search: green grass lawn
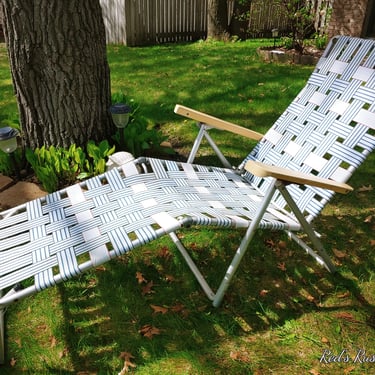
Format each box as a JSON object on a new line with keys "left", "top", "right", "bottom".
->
{"left": 1, "top": 39, "right": 375, "bottom": 374}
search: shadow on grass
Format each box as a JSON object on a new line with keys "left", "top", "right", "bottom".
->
{"left": 55, "top": 211, "right": 375, "bottom": 373}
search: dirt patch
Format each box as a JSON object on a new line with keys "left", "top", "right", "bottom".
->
{"left": 0, "top": 180, "right": 47, "bottom": 211}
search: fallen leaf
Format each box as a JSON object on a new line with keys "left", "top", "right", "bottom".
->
{"left": 10, "top": 358, "right": 16, "bottom": 367}
{"left": 50, "top": 336, "right": 57, "bottom": 348}
{"left": 333, "top": 248, "right": 346, "bottom": 258}
{"left": 230, "top": 350, "right": 250, "bottom": 363}
{"left": 150, "top": 304, "right": 168, "bottom": 314}
{"left": 343, "top": 365, "right": 356, "bottom": 374}
{"left": 135, "top": 272, "right": 147, "bottom": 284}
{"left": 141, "top": 281, "right": 154, "bottom": 295}
{"left": 335, "top": 312, "right": 357, "bottom": 322}
{"left": 37, "top": 324, "right": 48, "bottom": 332}
{"left": 370, "top": 239, "right": 375, "bottom": 246}
{"left": 139, "top": 324, "right": 162, "bottom": 339}
{"left": 265, "top": 239, "right": 276, "bottom": 248}
{"left": 170, "top": 303, "right": 185, "bottom": 313}
{"left": 308, "top": 369, "right": 320, "bottom": 375}
{"left": 306, "top": 294, "right": 315, "bottom": 302}
{"left": 277, "top": 262, "right": 286, "bottom": 271}
{"left": 278, "top": 240, "right": 287, "bottom": 249}
{"left": 164, "top": 274, "right": 175, "bottom": 282}
{"left": 321, "top": 336, "right": 330, "bottom": 344}
{"left": 158, "top": 246, "right": 172, "bottom": 259}
{"left": 59, "top": 348, "right": 69, "bottom": 359}
{"left": 358, "top": 185, "right": 373, "bottom": 192}
{"left": 337, "top": 291, "right": 350, "bottom": 298}
{"left": 119, "top": 352, "right": 136, "bottom": 374}
{"left": 259, "top": 289, "right": 269, "bottom": 297}
{"left": 364, "top": 215, "right": 374, "bottom": 223}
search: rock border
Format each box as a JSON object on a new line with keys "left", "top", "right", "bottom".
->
{"left": 257, "top": 47, "right": 321, "bottom": 65}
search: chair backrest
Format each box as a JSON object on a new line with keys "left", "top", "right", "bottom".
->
{"left": 241, "top": 36, "right": 375, "bottom": 221}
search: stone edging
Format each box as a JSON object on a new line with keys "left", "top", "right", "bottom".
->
{"left": 257, "top": 47, "right": 320, "bottom": 65}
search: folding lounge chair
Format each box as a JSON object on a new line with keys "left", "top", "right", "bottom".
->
{"left": 1, "top": 35, "right": 375, "bottom": 363}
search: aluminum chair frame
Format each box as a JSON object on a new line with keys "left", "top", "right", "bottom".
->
{"left": 1, "top": 35, "right": 375, "bottom": 364}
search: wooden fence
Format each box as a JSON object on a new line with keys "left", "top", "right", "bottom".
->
{"left": 246, "top": 0, "right": 333, "bottom": 37}
{"left": 99, "top": 0, "right": 333, "bottom": 46}
{"left": 100, "top": 0, "right": 208, "bottom": 46}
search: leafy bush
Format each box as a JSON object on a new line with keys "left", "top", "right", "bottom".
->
{"left": 26, "top": 140, "right": 115, "bottom": 193}
{"left": 111, "top": 93, "right": 173, "bottom": 157}
{"left": 0, "top": 150, "right": 14, "bottom": 175}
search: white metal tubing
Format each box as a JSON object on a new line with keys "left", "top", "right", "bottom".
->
{"left": 203, "top": 131, "right": 233, "bottom": 169}
{"left": 213, "top": 179, "right": 277, "bottom": 307}
{"left": 169, "top": 232, "right": 216, "bottom": 300}
{"left": 0, "top": 290, "right": 4, "bottom": 364}
{"left": 187, "top": 123, "right": 207, "bottom": 164}
{"left": 276, "top": 181, "right": 336, "bottom": 272}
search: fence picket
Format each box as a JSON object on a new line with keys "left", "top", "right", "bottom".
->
{"left": 100, "top": 0, "right": 332, "bottom": 46}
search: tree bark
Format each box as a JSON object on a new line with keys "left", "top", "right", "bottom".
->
{"left": 1, "top": 0, "right": 112, "bottom": 149}
{"left": 207, "top": 0, "right": 229, "bottom": 40}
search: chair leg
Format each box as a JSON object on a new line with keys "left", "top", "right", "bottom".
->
{"left": 0, "top": 291, "right": 4, "bottom": 365}
{"left": 213, "top": 180, "right": 278, "bottom": 307}
{"left": 169, "top": 232, "right": 216, "bottom": 301}
{"left": 276, "top": 181, "right": 336, "bottom": 272}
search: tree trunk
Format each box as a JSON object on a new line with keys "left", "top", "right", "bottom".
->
{"left": 229, "top": 1, "right": 251, "bottom": 40}
{"left": 207, "top": 0, "right": 229, "bottom": 40}
{"left": 1, "top": 0, "right": 112, "bottom": 149}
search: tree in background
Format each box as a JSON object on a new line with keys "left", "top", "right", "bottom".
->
{"left": 1, "top": 0, "right": 112, "bottom": 149}
{"left": 207, "top": 0, "right": 229, "bottom": 40}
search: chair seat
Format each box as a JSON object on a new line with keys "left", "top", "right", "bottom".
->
{"left": 0, "top": 157, "right": 300, "bottom": 294}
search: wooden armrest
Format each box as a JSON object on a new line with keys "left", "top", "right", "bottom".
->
{"left": 174, "top": 104, "right": 263, "bottom": 141}
{"left": 245, "top": 160, "right": 353, "bottom": 194}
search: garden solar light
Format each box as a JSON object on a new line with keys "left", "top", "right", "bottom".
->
{"left": 109, "top": 103, "right": 131, "bottom": 128}
{"left": 272, "top": 28, "right": 279, "bottom": 48}
{"left": 0, "top": 126, "right": 18, "bottom": 153}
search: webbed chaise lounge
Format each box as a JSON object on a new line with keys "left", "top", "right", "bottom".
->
{"left": 1, "top": 36, "right": 375, "bottom": 363}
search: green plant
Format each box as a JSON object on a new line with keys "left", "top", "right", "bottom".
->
{"left": 0, "top": 149, "right": 13, "bottom": 175}
{"left": 26, "top": 145, "right": 81, "bottom": 192}
{"left": 80, "top": 140, "right": 116, "bottom": 179}
{"left": 114, "top": 117, "right": 171, "bottom": 157}
{"left": 111, "top": 94, "right": 172, "bottom": 157}
{"left": 280, "top": 0, "right": 315, "bottom": 53}
{"left": 26, "top": 141, "right": 115, "bottom": 192}
{"left": 314, "top": 33, "right": 328, "bottom": 50}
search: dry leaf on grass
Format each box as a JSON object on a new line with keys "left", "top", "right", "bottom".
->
{"left": 335, "top": 312, "right": 361, "bottom": 323}
{"left": 119, "top": 352, "right": 136, "bottom": 374}
{"left": 333, "top": 248, "right": 346, "bottom": 258}
{"left": 230, "top": 350, "right": 250, "bottom": 363}
{"left": 164, "top": 274, "right": 175, "bottom": 282}
{"left": 141, "top": 281, "right": 155, "bottom": 295}
{"left": 50, "top": 335, "right": 57, "bottom": 348}
{"left": 157, "top": 246, "right": 172, "bottom": 259}
{"left": 135, "top": 271, "right": 147, "bottom": 284}
{"left": 357, "top": 185, "right": 373, "bottom": 192}
{"left": 59, "top": 348, "right": 69, "bottom": 359}
{"left": 139, "top": 324, "right": 162, "bottom": 339}
{"left": 277, "top": 262, "right": 286, "bottom": 271}
{"left": 150, "top": 304, "right": 168, "bottom": 314}
{"left": 364, "top": 215, "right": 374, "bottom": 223}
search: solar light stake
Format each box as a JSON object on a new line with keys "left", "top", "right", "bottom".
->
{"left": 272, "top": 28, "right": 279, "bottom": 48}
{"left": 0, "top": 127, "right": 20, "bottom": 179}
{"left": 109, "top": 103, "right": 131, "bottom": 150}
